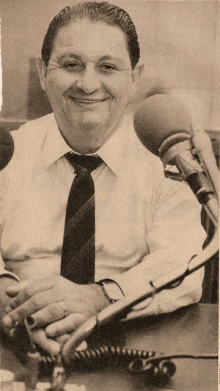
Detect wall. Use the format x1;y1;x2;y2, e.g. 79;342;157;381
1;0;220;131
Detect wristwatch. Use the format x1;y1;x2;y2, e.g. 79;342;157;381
96;278;125;303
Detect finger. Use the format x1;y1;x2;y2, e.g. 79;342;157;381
76;340;88;351
1;322;16;338
3;290;56;328
45;313;85;338
55;334;70;347
25;302;67;329
6;281;28;298
5;278;56;311
32;329;61;356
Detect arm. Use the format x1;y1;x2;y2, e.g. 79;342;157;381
0;172;21;332
0;276;19;333
0;166;65;352
2;178;205;336
113;177;206;318
0;144;110;352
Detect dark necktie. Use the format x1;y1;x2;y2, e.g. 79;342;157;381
61;152;103;284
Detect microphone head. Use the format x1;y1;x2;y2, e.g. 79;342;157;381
0;128;14;171
133;94;192;156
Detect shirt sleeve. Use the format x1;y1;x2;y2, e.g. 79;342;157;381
0;169;19;282
113;176;206;318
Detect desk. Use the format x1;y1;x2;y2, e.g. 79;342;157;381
0;304;218;391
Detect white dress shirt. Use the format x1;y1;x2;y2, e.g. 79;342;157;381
0;113;205;318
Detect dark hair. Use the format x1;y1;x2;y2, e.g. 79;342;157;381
41;1;140;69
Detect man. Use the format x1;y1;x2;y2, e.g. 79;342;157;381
0;2;205;355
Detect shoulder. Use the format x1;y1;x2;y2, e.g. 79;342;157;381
124;116;192;198
11;113;55;150
125;116;165;179
2;114;55;176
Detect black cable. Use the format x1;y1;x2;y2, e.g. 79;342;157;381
128;352;218;373
37;345;217;372
24;344;217;387
66;345;156;367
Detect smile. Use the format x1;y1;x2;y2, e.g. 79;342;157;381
68;97;108;105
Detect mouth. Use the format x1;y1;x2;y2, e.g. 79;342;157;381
68;97;109;106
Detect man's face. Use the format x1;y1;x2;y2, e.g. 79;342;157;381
38;19;140;153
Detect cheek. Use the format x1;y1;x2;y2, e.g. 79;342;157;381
106;76;133;102
46;71;74;96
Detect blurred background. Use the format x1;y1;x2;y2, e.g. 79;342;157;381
1;0;220;130
0;0;219;302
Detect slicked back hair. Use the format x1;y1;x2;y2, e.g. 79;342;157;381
41;1;140;70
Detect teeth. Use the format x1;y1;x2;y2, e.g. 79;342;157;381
70;98;105;103
80;100;97;103
78;100;102;103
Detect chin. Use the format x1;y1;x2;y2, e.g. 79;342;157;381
79;117;107;130
73;130;105;152
76;142;103;154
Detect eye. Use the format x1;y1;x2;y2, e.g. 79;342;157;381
99;64;117;72
63;62;82;71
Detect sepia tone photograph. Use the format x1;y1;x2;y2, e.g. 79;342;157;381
0;1;219;390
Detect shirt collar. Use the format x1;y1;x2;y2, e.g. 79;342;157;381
42;114;73;169
42;113;130;176
97;116;130;176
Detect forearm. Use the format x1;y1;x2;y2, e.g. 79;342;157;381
112;253;204;318
112;180;206;318
126;267;204;319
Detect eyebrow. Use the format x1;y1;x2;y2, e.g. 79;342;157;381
58;53;125;65
58;53;82;62
98;55;124;64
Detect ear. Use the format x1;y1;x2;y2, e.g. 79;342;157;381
37;56;47;92
131;63;144;95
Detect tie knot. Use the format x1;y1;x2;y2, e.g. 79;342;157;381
65;152;103;173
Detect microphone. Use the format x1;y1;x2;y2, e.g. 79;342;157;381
133;94;193;157
133;94;218;225
0;128;14;171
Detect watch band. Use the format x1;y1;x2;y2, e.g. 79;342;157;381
96;278;125;304
0;272;19;282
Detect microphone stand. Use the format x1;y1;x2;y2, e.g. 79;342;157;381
192;126;219;199
158;135;218;228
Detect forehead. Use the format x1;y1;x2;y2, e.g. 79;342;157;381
51;19;131;62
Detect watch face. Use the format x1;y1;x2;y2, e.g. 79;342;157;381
104;282;123;301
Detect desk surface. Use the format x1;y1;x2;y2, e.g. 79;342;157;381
0;303;218;391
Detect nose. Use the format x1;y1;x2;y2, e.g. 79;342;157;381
76;63;101;94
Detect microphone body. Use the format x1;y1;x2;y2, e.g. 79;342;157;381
159;134;215;206
133;94;218;225
0;128;14;171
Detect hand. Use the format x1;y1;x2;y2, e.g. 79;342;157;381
0;277;19;336
25;329;87;355
11;323;87;356
29;328;62;356
3;276;109;339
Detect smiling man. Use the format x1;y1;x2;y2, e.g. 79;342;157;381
39;18;139;154
0;2;205;355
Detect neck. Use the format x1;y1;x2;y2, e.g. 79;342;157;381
57;114;125;155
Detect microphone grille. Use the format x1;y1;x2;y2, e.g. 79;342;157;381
0;128;14;171
133;94;192;156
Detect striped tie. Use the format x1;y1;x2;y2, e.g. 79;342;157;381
61;153;103;284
